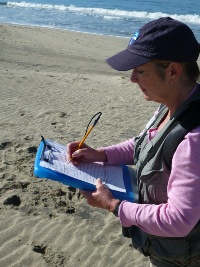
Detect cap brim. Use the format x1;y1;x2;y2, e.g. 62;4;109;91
106;49;151;71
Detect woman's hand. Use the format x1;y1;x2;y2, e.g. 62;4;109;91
66;141;107;165
80;178;120;212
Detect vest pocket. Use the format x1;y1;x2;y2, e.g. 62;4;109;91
150;236;189;262
139;170;168;204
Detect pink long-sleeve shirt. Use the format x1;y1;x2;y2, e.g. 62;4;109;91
103;112;200;238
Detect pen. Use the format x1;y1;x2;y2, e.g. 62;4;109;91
77;125;94;149
69;112;102;160
78;112;102;149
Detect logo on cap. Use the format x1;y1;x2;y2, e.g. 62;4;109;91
129;31;140;46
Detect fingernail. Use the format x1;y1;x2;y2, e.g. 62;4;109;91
72;151;78;157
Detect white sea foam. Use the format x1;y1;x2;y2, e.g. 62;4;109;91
6;2;200;25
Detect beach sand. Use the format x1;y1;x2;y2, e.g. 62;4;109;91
1;24;197;267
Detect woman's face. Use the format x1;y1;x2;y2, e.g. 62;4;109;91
130;61;170;104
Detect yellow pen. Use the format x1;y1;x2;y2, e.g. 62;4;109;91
78;112;102;149
77;125;94;149
69;112;102;160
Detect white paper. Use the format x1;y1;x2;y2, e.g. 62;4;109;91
39;140;126;192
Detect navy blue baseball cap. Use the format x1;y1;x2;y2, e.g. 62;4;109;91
106;17;199;71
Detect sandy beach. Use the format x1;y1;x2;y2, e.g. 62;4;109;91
1;23;196;267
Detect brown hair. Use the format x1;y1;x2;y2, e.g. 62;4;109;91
181;62;200;82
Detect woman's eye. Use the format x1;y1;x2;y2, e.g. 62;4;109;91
137;70;144;74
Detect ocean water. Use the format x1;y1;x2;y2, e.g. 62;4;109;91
0;0;200;40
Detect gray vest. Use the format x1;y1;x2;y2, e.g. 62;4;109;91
128;85;200;265
135;84;200;204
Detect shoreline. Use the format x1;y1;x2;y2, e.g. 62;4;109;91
1;21;131;39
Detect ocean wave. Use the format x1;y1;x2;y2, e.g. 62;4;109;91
6;1;200;25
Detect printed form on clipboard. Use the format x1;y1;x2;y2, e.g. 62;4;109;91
39;140;126;193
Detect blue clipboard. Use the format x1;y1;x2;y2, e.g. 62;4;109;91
34;139;137;202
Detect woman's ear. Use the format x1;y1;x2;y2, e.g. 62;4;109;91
169;62;182;83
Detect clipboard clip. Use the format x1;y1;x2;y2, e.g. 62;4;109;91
40;135;52;162
41;135;51;149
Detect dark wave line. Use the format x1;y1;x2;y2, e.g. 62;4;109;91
0;2;7;5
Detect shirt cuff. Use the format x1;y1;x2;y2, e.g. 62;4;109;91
119;200;139;227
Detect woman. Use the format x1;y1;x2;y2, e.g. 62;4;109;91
67;17;200;266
